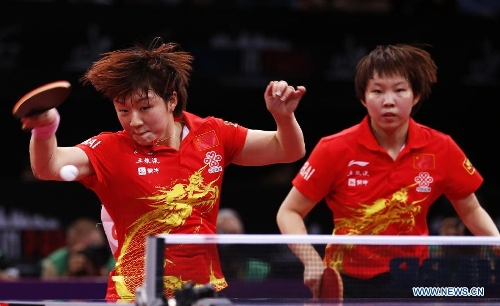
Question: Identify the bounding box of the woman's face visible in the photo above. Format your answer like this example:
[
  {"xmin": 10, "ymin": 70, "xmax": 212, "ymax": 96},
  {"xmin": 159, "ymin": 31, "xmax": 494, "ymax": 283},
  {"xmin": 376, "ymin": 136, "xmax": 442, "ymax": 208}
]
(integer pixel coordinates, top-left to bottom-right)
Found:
[
  {"xmin": 113, "ymin": 90, "xmax": 172, "ymax": 147},
  {"xmin": 362, "ymin": 73, "xmax": 419, "ymax": 133}
]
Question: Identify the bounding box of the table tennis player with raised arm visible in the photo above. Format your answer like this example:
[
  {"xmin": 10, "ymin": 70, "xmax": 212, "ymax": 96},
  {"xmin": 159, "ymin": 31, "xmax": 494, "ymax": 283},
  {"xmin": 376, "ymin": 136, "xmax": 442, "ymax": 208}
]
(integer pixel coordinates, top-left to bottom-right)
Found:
[
  {"xmin": 15, "ymin": 37, "xmax": 307, "ymax": 301},
  {"xmin": 276, "ymin": 43, "xmax": 500, "ymax": 300}
]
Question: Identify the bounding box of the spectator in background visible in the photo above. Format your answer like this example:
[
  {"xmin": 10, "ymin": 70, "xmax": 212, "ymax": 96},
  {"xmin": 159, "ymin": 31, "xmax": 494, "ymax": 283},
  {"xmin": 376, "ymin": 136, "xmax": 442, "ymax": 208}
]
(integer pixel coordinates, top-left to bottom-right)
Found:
[
  {"xmin": 0, "ymin": 250, "xmax": 19, "ymax": 280},
  {"xmin": 430, "ymin": 215, "xmax": 489, "ymax": 259},
  {"xmin": 0, "ymin": 268, "xmax": 18, "ymax": 280},
  {"xmin": 217, "ymin": 208, "xmax": 270, "ymax": 280},
  {"xmin": 217, "ymin": 208, "xmax": 245, "ymax": 235},
  {"xmin": 429, "ymin": 216, "xmax": 466, "ymax": 257},
  {"xmin": 429, "ymin": 215, "xmax": 498, "ymax": 288},
  {"xmin": 439, "ymin": 216, "xmax": 466, "ymax": 236},
  {"xmin": 40, "ymin": 217, "xmax": 114, "ymax": 278}
]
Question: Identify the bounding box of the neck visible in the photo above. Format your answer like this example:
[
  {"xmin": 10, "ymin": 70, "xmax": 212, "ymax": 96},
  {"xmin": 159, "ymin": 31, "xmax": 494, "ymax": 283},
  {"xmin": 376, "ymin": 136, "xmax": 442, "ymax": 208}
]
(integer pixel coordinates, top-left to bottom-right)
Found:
[
  {"xmin": 153, "ymin": 122, "xmax": 183, "ymax": 146},
  {"xmin": 155, "ymin": 134, "xmax": 173, "ymax": 145},
  {"xmin": 370, "ymin": 121, "xmax": 408, "ymax": 151}
]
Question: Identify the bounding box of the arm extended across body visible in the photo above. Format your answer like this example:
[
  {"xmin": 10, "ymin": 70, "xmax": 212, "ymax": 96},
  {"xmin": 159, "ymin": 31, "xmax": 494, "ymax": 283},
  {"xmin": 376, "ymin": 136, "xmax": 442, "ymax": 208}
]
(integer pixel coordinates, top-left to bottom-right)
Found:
[{"xmin": 22, "ymin": 108, "xmax": 93, "ymax": 181}]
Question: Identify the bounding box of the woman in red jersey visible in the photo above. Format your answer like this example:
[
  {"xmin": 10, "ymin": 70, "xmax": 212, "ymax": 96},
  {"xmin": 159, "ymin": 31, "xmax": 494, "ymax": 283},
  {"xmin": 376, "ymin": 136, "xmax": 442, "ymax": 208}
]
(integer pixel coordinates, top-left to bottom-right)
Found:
[
  {"xmin": 18, "ymin": 37, "xmax": 306, "ymax": 300},
  {"xmin": 277, "ymin": 44, "xmax": 500, "ymax": 299}
]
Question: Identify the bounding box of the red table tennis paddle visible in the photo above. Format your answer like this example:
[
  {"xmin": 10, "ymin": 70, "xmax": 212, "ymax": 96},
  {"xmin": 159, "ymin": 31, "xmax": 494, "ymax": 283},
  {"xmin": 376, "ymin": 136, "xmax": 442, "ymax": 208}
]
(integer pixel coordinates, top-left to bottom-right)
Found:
[
  {"xmin": 12, "ymin": 80, "xmax": 71, "ymax": 119},
  {"xmin": 319, "ymin": 267, "xmax": 343, "ymax": 300}
]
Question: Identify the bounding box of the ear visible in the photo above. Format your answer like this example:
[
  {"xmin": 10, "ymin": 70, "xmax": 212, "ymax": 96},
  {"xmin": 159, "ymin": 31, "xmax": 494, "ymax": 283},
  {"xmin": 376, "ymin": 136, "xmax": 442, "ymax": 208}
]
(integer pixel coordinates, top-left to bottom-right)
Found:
[
  {"xmin": 360, "ymin": 99, "xmax": 367, "ymax": 108},
  {"xmin": 412, "ymin": 94, "xmax": 421, "ymax": 106},
  {"xmin": 168, "ymin": 91, "xmax": 178, "ymax": 112}
]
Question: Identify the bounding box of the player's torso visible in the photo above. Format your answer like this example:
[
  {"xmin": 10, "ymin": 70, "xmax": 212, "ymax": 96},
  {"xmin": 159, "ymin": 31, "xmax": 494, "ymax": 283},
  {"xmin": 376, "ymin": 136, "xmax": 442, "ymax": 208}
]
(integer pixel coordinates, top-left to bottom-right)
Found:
[
  {"xmin": 324, "ymin": 142, "xmax": 443, "ymax": 277},
  {"xmin": 90, "ymin": 128, "xmax": 229, "ymax": 299},
  {"xmin": 330, "ymin": 147, "xmax": 444, "ymax": 235},
  {"xmin": 101, "ymin": 133, "xmax": 225, "ymax": 237}
]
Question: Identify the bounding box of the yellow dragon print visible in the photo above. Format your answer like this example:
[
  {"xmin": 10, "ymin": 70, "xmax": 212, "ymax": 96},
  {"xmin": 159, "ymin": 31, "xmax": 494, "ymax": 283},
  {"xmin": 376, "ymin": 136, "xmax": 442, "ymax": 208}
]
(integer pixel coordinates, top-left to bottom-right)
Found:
[
  {"xmin": 113, "ymin": 165, "xmax": 224, "ymax": 299},
  {"xmin": 329, "ymin": 182, "xmax": 427, "ymax": 271}
]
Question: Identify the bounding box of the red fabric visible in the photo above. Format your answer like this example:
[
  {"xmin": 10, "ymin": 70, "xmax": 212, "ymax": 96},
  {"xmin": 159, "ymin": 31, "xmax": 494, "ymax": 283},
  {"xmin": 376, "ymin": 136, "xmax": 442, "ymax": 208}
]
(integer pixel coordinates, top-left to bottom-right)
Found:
[
  {"xmin": 77, "ymin": 111, "xmax": 248, "ymax": 300},
  {"xmin": 293, "ymin": 116, "xmax": 483, "ymax": 279}
]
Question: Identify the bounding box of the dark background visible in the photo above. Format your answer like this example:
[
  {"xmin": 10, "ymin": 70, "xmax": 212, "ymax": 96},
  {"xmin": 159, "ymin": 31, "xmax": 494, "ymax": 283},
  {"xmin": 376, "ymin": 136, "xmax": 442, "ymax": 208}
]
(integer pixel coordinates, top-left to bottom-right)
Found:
[{"xmin": 0, "ymin": 1, "xmax": 499, "ymax": 249}]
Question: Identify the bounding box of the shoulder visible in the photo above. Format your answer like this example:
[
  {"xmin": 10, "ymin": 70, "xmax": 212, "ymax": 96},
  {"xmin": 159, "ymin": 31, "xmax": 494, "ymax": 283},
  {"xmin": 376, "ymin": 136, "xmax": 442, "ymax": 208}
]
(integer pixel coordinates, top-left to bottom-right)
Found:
[
  {"xmin": 183, "ymin": 111, "xmax": 244, "ymax": 130},
  {"xmin": 183, "ymin": 112, "xmax": 248, "ymax": 146},
  {"xmin": 413, "ymin": 122, "xmax": 456, "ymax": 145},
  {"xmin": 78, "ymin": 131, "xmax": 129, "ymax": 151},
  {"xmin": 45, "ymin": 247, "xmax": 70, "ymax": 262}
]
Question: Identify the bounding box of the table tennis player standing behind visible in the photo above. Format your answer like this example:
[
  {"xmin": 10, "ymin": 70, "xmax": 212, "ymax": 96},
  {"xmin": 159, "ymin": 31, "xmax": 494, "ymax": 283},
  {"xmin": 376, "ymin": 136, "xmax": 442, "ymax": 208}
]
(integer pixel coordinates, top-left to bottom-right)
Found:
[
  {"xmin": 17, "ymin": 37, "xmax": 307, "ymax": 300},
  {"xmin": 276, "ymin": 43, "xmax": 500, "ymax": 299}
]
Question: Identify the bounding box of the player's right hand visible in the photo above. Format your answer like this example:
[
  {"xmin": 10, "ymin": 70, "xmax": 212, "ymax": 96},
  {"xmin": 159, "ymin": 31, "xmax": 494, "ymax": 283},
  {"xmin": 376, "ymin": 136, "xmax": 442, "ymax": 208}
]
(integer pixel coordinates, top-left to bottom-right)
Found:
[
  {"xmin": 303, "ymin": 261, "xmax": 327, "ymax": 298},
  {"xmin": 20, "ymin": 108, "xmax": 58, "ymax": 130}
]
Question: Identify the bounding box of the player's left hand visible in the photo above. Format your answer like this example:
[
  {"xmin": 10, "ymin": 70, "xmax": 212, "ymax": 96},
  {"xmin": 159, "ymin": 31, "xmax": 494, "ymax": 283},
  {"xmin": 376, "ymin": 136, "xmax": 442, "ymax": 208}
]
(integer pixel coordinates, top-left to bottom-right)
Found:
[{"xmin": 264, "ymin": 80, "xmax": 306, "ymax": 117}]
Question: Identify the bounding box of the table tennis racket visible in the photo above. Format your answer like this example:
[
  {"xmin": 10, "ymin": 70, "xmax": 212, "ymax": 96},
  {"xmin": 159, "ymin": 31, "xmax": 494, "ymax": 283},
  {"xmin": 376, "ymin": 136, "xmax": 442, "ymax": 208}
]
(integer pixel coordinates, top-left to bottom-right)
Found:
[
  {"xmin": 12, "ymin": 80, "xmax": 71, "ymax": 119},
  {"xmin": 319, "ymin": 266, "xmax": 343, "ymax": 300}
]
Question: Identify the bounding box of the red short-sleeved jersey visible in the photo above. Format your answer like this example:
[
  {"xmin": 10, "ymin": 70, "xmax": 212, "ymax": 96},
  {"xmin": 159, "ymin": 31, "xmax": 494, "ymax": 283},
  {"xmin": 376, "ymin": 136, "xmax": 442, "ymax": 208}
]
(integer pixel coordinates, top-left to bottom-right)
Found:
[
  {"xmin": 76, "ymin": 111, "xmax": 248, "ymax": 300},
  {"xmin": 293, "ymin": 116, "xmax": 482, "ymax": 279}
]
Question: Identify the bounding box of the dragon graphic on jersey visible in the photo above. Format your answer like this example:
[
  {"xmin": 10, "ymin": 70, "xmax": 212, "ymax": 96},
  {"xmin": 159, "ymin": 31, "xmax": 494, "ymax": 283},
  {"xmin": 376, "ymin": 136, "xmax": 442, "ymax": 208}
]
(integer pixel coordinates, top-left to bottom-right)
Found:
[
  {"xmin": 113, "ymin": 165, "xmax": 222, "ymax": 299},
  {"xmin": 328, "ymin": 182, "xmax": 427, "ymax": 273}
]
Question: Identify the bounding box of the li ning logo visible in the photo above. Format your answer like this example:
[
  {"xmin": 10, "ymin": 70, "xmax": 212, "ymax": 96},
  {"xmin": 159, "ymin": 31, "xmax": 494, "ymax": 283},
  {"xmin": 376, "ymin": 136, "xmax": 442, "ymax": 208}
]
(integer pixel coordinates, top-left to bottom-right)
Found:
[{"xmin": 414, "ymin": 172, "xmax": 433, "ymax": 193}]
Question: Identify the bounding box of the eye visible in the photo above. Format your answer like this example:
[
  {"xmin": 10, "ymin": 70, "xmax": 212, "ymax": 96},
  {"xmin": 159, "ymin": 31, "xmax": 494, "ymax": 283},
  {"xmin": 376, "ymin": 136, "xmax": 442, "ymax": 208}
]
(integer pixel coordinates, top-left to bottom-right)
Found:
[{"xmin": 140, "ymin": 105, "xmax": 151, "ymax": 111}]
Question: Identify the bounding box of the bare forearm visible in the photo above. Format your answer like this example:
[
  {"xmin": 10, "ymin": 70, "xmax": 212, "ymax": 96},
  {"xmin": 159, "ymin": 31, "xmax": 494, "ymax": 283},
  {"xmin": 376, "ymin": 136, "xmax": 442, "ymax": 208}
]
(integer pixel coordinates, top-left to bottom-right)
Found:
[
  {"xmin": 277, "ymin": 208, "xmax": 308, "ymax": 235},
  {"xmin": 461, "ymin": 206, "xmax": 500, "ymax": 236},
  {"xmin": 274, "ymin": 113, "xmax": 305, "ymax": 162},
  {"xmin": 29, "ymin": 135, "xmax": 58, "ymax": 180},
  {"xmin": 452, "ymin": 194, "xmax": 500, "ymax": 237},
  {"xmin": 277, "ymin": 208, "xmax": 317, "ymax": 263}
]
